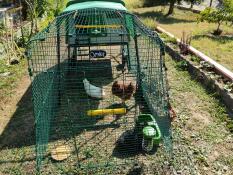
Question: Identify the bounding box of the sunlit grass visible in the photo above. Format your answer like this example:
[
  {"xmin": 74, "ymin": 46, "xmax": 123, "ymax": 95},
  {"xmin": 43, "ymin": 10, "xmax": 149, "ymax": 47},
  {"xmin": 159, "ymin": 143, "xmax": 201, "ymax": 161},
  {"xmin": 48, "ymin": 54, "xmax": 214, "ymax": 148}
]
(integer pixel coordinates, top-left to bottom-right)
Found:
[
  {"xmin": 125, "ymin": 0, "xmax": 144, "ymax": 9},
  {"xmin": 0, "ymin": 59, "xmax": 27, "ymax": 100},
  {"xmin": 141, "ymin": 17, "xmax": 157, "ymax": 29},
  {"xmin": 133, "ymin": 6, "xmax": 233, "ymax": 71}
]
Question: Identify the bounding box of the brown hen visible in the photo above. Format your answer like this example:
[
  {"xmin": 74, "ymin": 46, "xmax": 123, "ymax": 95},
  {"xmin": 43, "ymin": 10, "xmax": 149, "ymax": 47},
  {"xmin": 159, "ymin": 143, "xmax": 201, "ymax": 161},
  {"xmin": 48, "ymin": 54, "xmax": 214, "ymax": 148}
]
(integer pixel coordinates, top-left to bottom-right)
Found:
[{"xmin": 112, "ymin": 81, "xmax": 135, "ymax": 103}]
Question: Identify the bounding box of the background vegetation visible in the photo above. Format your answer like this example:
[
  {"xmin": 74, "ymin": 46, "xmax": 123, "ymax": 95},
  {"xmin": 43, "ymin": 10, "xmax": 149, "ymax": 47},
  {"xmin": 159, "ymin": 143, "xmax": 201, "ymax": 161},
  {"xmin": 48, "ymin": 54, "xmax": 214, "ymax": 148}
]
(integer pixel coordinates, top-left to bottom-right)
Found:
[{"xmin": 127, "ymin": 0, "xmax": 233, "ymax": 71}]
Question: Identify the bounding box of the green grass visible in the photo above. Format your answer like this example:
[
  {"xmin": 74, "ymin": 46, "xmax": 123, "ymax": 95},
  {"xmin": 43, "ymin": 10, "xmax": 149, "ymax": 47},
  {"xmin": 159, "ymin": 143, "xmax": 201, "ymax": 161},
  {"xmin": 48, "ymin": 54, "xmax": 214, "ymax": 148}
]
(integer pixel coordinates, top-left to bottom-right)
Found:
[
  {"xmin": 0, "ymin": 55, "xmax": 232, "ymax": 175},
  {"xmin": 166, "ymin": 55, "xmax": 233, "ymax": 173},
  {"xmin": 133, "ymin": 6, "xmax": 233, "ymax": 71},
  {"xmin": 141, "ymin": 17, "xmax": 157, "ymax": 29},
  {"xmin": 0, "ymin": 59, "xmax": 27, "ymax": 100},
  {"xmin": 125, "ymin": 0, "xmax": 144, "ymax": 9},
  {"xmin": 169, "ymin": 55, "xmax": 233, "ymax": 133}
]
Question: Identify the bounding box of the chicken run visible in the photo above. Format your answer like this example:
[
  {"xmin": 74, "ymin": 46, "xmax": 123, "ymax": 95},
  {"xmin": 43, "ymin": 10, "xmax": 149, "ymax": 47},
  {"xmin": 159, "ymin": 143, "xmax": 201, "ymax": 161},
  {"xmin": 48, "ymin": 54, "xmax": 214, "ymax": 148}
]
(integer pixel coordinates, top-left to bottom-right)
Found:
[{"xmin": 27, "ymin": 0, "xmax": 172, "ymax": 174}]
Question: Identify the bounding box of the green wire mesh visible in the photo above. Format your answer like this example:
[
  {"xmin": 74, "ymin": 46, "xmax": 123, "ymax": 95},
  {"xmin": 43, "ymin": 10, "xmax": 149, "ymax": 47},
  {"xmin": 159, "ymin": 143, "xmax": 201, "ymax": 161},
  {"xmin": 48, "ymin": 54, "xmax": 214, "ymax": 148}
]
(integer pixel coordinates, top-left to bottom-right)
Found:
[{"xmin": 27, "ymin": 8, "xmax": 171, "ymax": 174}]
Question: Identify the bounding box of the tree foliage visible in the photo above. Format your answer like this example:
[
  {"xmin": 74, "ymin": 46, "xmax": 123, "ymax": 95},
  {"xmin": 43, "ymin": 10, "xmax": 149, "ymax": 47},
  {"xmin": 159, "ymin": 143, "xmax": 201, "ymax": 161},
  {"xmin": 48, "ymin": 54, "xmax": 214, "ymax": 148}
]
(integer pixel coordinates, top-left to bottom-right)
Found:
[
  {"xmin": 143, "ymin": 0, "xmax": 203, "ymax": 16},
  {"xmin": 199, "ymin": 0, "xmax": 233, "ymax": 35},
  {"xmin": 20, "ymin": 0, "xmax": 67, "ymax": 45},
  {"xmin": 41, "ymin": 0, "xmax": 68, "ymax": 17}
]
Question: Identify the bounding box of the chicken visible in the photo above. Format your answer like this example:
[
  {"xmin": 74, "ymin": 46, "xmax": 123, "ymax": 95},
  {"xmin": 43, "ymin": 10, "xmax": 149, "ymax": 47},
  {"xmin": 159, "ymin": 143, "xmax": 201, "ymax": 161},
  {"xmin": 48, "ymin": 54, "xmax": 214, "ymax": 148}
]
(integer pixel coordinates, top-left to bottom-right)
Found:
[
  {"xmin": 168, "ymin": 103, "xmax": 177, "ymax": 122},
  {"xmin": 112, "ymin": 81, "xmax": 135, "ymax": 103},
  {"xmin": 169, "ymin": 108, "xmax": 177, "ymax": 122},
  {"xmin": 83, "ymin": 78, "xmax": 105, "ymax": 99}
]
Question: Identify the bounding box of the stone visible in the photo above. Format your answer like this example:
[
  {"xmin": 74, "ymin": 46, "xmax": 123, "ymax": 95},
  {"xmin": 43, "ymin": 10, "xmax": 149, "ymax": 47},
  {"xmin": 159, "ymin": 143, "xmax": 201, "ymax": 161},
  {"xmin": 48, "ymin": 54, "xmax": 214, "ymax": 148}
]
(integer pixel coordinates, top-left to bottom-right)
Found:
[
  {"xmin": 0, "ymin": 72, "xmax": 11, "ymax": 77},
  {"xmin": 10, "ymin": 57, "xmax": 19, "ymax": 65},
  {"xmin": 190, "ymin": 134, "xmax": 196, "ymax": 138},
  {"xmin": 177, "ymin": 170, "xmax": 182, "ymax": 174},
  {"xmin": 223, "ymin": 166, "xmax": 228, "ymax": 172}
]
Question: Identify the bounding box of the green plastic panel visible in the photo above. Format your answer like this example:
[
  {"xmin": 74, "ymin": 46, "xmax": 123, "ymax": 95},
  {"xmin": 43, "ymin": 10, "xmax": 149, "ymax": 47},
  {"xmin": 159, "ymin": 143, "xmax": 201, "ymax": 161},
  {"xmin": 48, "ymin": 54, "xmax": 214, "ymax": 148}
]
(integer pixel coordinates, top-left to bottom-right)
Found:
[
  {"xmin": 64, "ymin": 1, "xmax": 127, "ymax": 11},
  {"xmin": 67, "ymin": 0, "xmax": 125, "ymax": 7}
]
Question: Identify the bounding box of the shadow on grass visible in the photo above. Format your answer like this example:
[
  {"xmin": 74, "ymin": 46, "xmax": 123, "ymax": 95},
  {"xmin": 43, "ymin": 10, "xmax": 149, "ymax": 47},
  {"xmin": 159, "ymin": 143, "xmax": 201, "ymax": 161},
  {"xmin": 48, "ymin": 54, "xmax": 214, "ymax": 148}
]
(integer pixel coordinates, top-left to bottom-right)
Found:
[
  {"xmin": 0, "ymin": 85, "xmax": 35, "ymax": 150},
  {"xmin": 134, "ymin": 11, "xmax": 196, "ymax": 24},
  {"xmin": 112, "ymin": 92, "xmax": 161, "ymax": 160},
  {"xmin": 127, "ymin": 163, "xmax": 144, "ymax": 175},
  {"xmin": 0, "ymin": 156, "xmax": 35, "ymax": 165},
  {"xmin": 112, "ymin": 129, "xmax": 139, "ymax": 159},
  {"xmin": 192, "ymin": 34, "xmax": 233, "ymax": 44},
  {"xmin": 0, "ymin": 59, "xmax": 114, "ymax": 150}
]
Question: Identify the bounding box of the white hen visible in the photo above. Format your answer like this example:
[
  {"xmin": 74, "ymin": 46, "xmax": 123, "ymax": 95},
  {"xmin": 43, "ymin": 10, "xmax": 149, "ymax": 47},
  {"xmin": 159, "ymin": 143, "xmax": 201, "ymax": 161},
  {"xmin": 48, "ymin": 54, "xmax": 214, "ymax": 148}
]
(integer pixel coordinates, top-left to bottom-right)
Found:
[{"xmin": 83, "ymin": 78, "xmax": 105, "ymax": 99}]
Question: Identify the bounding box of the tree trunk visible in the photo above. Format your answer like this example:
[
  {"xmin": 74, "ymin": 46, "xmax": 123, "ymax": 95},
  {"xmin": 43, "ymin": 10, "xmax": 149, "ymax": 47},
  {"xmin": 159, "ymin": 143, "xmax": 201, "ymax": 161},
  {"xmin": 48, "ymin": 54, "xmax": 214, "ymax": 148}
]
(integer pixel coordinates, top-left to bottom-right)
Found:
[
  {"xmin": 21, "ymin": 1, "xmax": 28, "ymax": 20},
  {"xmin": 217, "ymin": 22, "xmax": 221, "ymax": 31},
  {"xmin": 166, "ymin": 0, "xmax": 176, "ymax": 16},
  {"xmin": 209, "ymin": 0, "xmax": 213, "ymax": 7},
  {"xmin": 213, "ymin": 21, "xmax": 222, "ymax": 35},
  {"xmin": 190, "ymin": 3, "xmax": 194, "ymax": 9}
]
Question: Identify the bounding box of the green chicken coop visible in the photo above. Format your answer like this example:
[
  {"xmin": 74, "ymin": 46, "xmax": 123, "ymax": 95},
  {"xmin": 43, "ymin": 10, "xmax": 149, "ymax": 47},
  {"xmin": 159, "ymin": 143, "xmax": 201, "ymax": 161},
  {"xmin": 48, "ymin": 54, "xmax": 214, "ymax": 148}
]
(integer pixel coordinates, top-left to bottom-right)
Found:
[{"xmin": 27, "ymin": 0, "xmax": 172, "ymax": 174}]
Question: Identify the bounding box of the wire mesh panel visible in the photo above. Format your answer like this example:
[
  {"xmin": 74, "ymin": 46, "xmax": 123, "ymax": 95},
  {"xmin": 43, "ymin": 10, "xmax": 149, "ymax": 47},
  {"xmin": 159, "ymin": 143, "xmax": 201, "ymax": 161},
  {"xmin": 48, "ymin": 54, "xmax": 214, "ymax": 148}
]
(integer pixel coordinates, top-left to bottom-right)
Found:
[{"xmin": 27, "ymin": 8, "xmax": 171, "ymax": 174}]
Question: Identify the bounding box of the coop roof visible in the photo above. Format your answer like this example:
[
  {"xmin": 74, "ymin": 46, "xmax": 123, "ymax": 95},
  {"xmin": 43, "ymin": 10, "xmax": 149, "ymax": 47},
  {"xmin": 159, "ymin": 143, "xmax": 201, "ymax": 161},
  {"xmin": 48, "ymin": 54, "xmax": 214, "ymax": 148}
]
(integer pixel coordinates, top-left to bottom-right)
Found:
[
  {"xmin": 67, "ymin": 0, "xmax": 125, "ymax": 7},
  {"xmin": 64, "ymin": 0, "xmax": 127, "ymax": 12}
]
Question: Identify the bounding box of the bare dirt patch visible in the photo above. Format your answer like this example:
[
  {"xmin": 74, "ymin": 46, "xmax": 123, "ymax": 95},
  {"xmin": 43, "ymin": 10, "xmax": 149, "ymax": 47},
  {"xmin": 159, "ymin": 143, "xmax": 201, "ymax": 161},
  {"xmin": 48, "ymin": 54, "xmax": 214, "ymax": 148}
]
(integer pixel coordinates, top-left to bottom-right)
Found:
[{"xmin": 0, "ymin": 75, "xmax": 31, "ymax": 135}]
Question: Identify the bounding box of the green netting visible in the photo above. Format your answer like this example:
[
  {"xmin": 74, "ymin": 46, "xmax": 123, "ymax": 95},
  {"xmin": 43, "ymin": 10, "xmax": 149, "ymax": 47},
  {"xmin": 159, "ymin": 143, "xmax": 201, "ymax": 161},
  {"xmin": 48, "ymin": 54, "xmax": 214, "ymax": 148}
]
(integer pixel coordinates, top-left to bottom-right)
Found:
[{"xmin": 27, "ymin": 8, "xmax": 171, "ymax": 174}]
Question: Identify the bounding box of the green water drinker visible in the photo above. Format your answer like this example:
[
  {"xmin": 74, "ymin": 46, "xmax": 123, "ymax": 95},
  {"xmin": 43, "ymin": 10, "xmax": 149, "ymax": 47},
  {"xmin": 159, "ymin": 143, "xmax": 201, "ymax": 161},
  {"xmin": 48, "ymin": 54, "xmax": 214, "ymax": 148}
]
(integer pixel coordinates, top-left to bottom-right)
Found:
[{"xmin": 136, "ymin": 114, "xmax": 162, "ymax": 153}]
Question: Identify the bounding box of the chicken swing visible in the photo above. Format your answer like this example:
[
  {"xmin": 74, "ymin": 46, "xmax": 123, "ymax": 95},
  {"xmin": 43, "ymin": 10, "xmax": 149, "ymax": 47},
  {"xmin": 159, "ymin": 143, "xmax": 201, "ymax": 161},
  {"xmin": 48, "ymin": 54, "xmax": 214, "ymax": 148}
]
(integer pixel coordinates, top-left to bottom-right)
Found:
[{"xmin": 27, "ymin": 0, "xmax": 172, "ymax": 174}]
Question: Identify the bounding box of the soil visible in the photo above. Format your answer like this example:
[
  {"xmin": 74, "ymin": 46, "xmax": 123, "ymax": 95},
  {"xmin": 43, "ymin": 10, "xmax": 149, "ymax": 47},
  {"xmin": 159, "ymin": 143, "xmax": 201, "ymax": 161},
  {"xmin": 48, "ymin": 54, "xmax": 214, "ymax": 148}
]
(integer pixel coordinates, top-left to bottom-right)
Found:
[{"xmin": 0, "ymin": 75, "xmax": 31, "ymax": 135}]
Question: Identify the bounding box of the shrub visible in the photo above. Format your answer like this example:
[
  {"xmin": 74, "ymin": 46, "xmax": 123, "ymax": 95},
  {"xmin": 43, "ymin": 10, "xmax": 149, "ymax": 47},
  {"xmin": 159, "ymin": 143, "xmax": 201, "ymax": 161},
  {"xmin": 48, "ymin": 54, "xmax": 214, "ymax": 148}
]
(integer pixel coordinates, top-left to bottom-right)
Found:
[
  {"xmin": 175, "ymin": 60, "xmax": 189, "ymax": 71},
  {"xmin": 199, "ymin": 0, "xmax": 233, "ymax": 35}
]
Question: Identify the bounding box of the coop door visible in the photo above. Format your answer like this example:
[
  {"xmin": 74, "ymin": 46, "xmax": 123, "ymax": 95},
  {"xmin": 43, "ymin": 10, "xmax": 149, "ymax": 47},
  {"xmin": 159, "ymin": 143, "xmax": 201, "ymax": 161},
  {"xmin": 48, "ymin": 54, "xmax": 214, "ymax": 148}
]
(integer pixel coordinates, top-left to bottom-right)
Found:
[{"xmin": 56, "ymin": 43, "xmax": 138, "ymax": 170}]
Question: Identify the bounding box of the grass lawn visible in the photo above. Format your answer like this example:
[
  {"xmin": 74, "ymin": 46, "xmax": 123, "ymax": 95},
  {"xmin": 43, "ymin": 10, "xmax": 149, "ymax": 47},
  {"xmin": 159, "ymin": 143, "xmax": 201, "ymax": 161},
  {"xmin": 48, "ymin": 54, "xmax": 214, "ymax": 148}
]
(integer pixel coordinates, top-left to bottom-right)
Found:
[
  {"xmin": 165, "ymin": 55, "xmax": 233, "ymax": 174},
  {"xmin": 0, "ymin": 59, "xmax": 27, "ymax": 102},
  {"xmin": 132, "ymin": 6, "xmax": 233, "ymax": 72},
  {"xmin": 0, "ymin": 54, "xmax": 232, "ymax": 174}
]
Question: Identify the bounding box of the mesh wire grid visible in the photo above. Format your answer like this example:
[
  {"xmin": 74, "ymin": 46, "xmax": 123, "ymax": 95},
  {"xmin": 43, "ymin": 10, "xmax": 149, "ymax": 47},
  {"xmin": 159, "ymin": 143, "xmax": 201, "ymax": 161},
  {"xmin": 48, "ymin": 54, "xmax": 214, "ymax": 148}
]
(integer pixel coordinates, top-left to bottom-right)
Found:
[{"xmin": 27, "ymin": 8, "xmax": 172, "ymax": 174}]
